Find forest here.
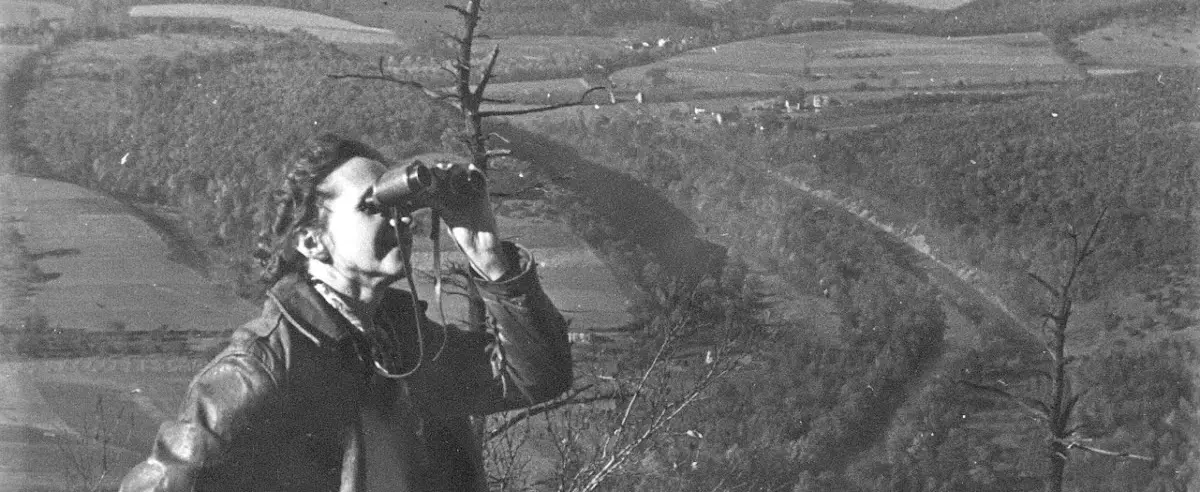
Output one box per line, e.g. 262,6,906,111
521,65,1196,489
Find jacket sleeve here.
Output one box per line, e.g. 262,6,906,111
118,342,282,492
410,241,573,416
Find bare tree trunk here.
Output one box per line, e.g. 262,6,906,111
964,209,1149,492
1045,307,1069,492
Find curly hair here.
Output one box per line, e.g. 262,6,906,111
255,133,387,285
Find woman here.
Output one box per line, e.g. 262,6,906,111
120,134,572,491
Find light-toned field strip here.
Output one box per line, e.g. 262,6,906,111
0,0,71,27
1074,17,1200,67
0,174,260,332
129,3,401,45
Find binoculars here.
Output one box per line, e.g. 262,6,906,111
362,154,486,215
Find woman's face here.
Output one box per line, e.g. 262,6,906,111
313,156,413,283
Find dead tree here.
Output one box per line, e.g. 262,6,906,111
329,0,609,172
329,0,609,332
962,207,1151,492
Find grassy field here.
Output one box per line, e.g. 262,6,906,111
608,30,1080,95
885,0,975,10
129,3,401,44
1074,16,1200,66
342,33,631,81
0,0,71,27
54,32,245,68
769,0,855,22
0,175,259,333
480,29,1080,106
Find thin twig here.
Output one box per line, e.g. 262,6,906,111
619,331,673,430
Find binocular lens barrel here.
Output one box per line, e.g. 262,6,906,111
370,163,432,207
366,161,486,211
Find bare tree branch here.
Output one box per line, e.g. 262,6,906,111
1060,439,1153,461
1075,206,1108,264
475,45,502,98
575,356,737,492
486,385,628,441
479,87,610,118
1015,315,1057,363
444,3,471,17
325,72,454,101
959,380,1050,422
481,95,516,104
618,331,673,431
1058,391,1083,429
1029,272,1061,298
1061,206,1109,301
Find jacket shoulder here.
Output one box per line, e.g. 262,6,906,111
215,303,289,390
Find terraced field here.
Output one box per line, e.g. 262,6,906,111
129,3,400,44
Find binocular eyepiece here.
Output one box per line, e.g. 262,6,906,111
363,155,485,214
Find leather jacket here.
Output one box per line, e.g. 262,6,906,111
119,242,572,491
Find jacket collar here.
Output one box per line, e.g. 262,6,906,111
266,273,424,348
267,273,355,346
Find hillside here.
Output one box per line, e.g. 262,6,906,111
516,63,1196,489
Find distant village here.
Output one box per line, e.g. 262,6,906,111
681,93,837,131
621,35,700,52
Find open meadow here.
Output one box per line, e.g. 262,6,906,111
612,30,1080,93
1074,15,1200,67
480,29,1082,106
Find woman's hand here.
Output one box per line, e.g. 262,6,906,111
427,158,510,281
